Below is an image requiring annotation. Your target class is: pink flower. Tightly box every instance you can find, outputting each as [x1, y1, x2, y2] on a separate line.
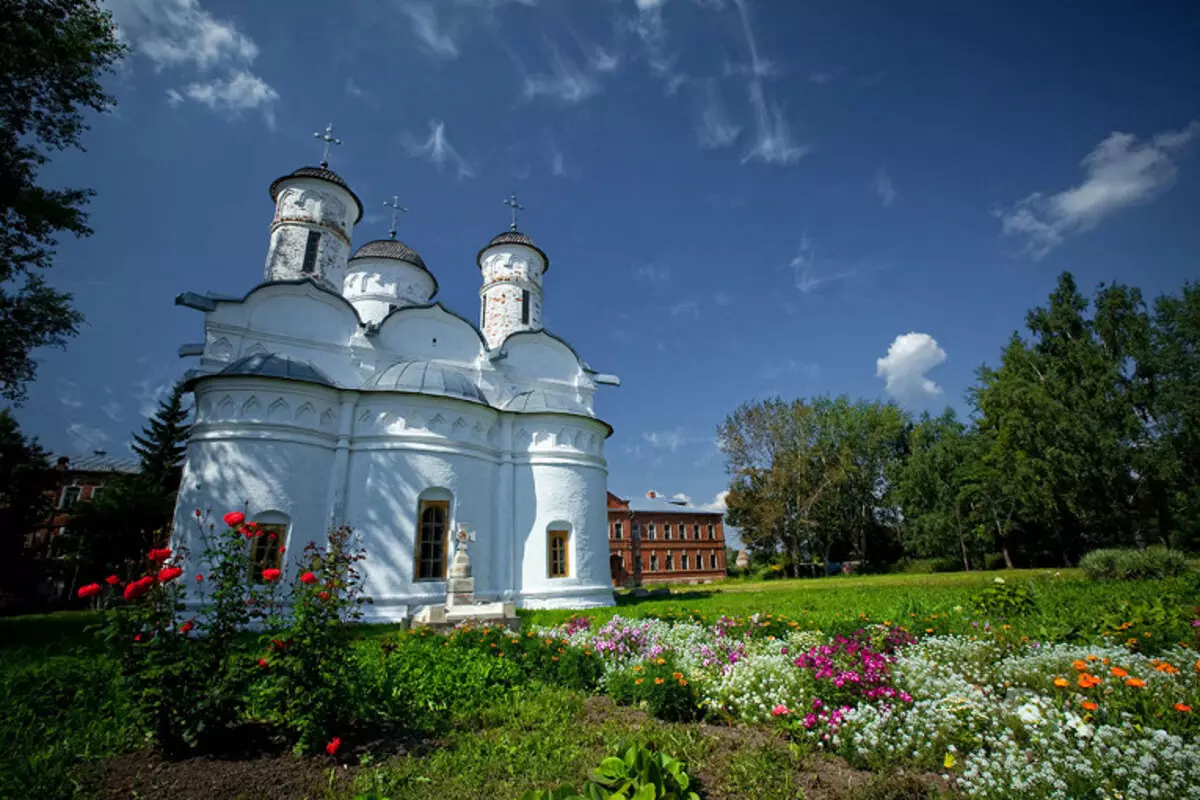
[771, 704, 790, 716]
[224, 511, 245, 527]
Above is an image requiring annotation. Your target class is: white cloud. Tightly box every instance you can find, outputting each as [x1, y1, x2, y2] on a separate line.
[875, 166, 898, 207]
[584, 44, 620, 73]
[634, 263, 670, 284]
[762, 359, 819, 381]
[790, 235, 868, 294]
[104, 0, 277, 122]
[135, 377, 175, 419]
[875, 332, 947, 405]
[399, 1, 459, 59]
[101, 400, 124, 423]
[546, 135, 567, 177]
[696, 80, 740, 149]
[731, 0, 811, 166]
[66, 423, 112, 455]
[671, 492, 692, 503]
[669, 300, 700, 319]
[642, 429, 691, 453]
[697, 489, 729, 513]
[636, 0, 669, 8]
[522, 46, 600, 104]
[184, 71, 279, 124]
[713, 292, 731, 306]
[403, 120, 476, 179]
[997, 121, 1200, 259]
[629, 0, 687, 94]
[57, 379, 83, 410]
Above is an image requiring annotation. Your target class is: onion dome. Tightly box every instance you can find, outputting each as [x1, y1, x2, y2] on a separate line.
[349, 239, 428, 271]
[362, 360, 488, 405]
[268, 165, 363, 223]
[476, 230, 550, 271]
[217, 353, 336, 388]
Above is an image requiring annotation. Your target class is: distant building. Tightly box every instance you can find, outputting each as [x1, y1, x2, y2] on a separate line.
[607, 491, 726, 586]
[27, 451, 140, 555]
[735, 550, 750, 569]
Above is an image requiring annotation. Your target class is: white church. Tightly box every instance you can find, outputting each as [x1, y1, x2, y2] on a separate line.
[171, 131, 619, 620]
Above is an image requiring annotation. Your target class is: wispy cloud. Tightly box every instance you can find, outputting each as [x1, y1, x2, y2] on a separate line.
[629, 0, 687, 94]
[875, 166, 898, 207]
[762, 359, 819, 381]
[731, 0, 811, 166]
[808, 68, 843, 85]
[696, 79, 741, 149]
[583, 42, 620, 73]
[403, 120, 476, 179]
[996, 121, 1200, 259]
[876, 332, 947, 406]
[66, 422, 112, 455]
[521, 44, 600, 104]
[398, 1, 459, 59]
[57, 379, 83, 410]
[104, 0, 278, 123]
[546, 134, 567, 177]
[101, 400, 124, 423]
[642, 428, 711, 453]
[668, 300, 700, 319]
[713, 292, 731, 306]
[789, 236, 884, 295]
[344, 77, 379, 109]
[634, 264, 671, 284]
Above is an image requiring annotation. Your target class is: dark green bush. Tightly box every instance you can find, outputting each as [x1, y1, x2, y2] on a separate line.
[1079, 547, 1191, 580]
[969, 579, 1035, 618]
[603, 657, 700, 723]
[984, 553, 1009, 571]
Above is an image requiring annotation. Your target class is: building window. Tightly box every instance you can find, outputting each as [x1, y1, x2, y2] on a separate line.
[548, 529, 570, 578]
[481, 296, 488, 325]
[664, 522, 673, 540]
[692, 524, 700, 539]
[249, 522, 288, 583]
[647, 523, 656, 541]
[665, 553, 674, 571]
[415, 499, 449, 580]
[707, 523, 715, 539]
[301, 230, 321, 274]
[710, 552, 719, 570]
[636, 555, 643, 572]
[632, 523, 641, 540]
[60, 485, 81, 510]
[679, 523, 687, 540]
[613, 521, 623, 540]
[89, 486, 104, 501]
[696, 550, 703, 569]
[649, 554, 659, 572]
[521, 289, 530, 324]
[681, 553, 689, 570]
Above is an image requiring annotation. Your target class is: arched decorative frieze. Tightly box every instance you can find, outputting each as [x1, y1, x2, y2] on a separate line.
[428, 413, 447, 434]
[407, 411, 424, 431]
[452, 417, 468, 438]
[241, 396, 261, 418]
[211, 337, 233, 361]
[486, 423, 499, 446]
[267, 397, 290, 421]
[515, 428, 531, 449]
[472, 420, 485, 442]
[217, 395, 236, 418]
[244, 342, 268, 357]
[356, 408, 374, 432]
[319, 408, 336, 431]
[296, 402, 316, 424]
[573, 431, 585, 450]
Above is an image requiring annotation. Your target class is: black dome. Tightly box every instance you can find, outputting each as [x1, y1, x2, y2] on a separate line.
[476, 230, 550, 272]
[268, 165, 364, 223]
[349, 239, 428, 271]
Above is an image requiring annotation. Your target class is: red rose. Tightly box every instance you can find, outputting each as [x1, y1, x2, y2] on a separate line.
[258, 658, 269, 669]
[123, 576, 155, 600]
[325, 737, 341, 756]
[279, 547, 286, 554]
[195, 574, 204, 582]
[180, 620, 195, 634]
[194, 509, 201, 517]
[77, 583, 102, 599]
[134, 633, 143, 642]
[300, 571, 317, 584]
[104, 574, 120, 585]
[148, 547, 172, 563]
[262, 568, 282, 582]
[317, 591, 330, 601]
[158, 566, 184, 582]
[224, 511, 246, 527]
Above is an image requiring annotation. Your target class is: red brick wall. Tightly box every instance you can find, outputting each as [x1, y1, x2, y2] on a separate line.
[606, 492, 726, 586]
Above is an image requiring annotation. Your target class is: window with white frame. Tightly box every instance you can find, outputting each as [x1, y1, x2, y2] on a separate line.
[665, 553, 674, 571]
[707, 523, 715, 539]
[649, 553, 658, 571]
[647, 522, 656, 540]
[60, 485, 81, 510]
[692, 523, 700, 539]
[613, 521, 623, 540]
[663, 522, 672, 540]
[681, 553, 689, 570]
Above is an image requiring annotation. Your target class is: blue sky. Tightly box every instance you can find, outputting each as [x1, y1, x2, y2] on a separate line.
[15, 0, 1200, 522]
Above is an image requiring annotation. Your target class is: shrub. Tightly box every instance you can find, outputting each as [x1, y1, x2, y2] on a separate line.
[969, 578, 1035, 619]
[605, 657, 701, 722]
[1079, 547, 1191, 580]
[518, 741, 701, 800]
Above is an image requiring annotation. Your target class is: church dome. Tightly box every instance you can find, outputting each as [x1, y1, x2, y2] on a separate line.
[349, 239, 428, 271]
[268, 165, 364, 222]
[476, 230, 550, 271]
[362, 360, 489, 405]
[502, 389, 572, 412]
[217, 353, 337, 387]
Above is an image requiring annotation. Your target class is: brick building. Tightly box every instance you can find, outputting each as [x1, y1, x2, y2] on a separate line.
[607, 491, 726, 586]
[27, 451, 141, 555]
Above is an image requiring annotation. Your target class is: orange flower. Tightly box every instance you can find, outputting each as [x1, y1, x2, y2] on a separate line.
[635, 678, 643, 685]
[655, 677, 664, 685]
[1110, 667, 1129, 678]
[1086, 654, 1098, 662]
[1082, 701, 1099, 711]
[1077, 674, 1101, 689]
[1174, 703, 1192, 713]
[1054, 677, 1069, 688]
[1125, 678, 1146, 688]
[926, 629, 934, 634]
[1072, 659, 1088, 671]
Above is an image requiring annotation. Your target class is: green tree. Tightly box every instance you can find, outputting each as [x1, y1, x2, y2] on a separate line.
[0, 409, 55, 598]
[0, 0, 125, 403]
[131, 381, 191, 491]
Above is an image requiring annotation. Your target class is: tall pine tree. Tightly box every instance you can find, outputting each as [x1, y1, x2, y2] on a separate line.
[131, 381, 190, 490]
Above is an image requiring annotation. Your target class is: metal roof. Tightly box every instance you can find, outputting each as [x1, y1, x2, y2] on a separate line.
[217, 353, 337, 388]
[623, 495, 723, 516]
[349, 238, 429, 271]
[362, 360, 489, 405]
[52, 454, 141, 474]
[268, 165, 364, 223]
[502, 389, 574, 412]
[476, 229, 550, 272]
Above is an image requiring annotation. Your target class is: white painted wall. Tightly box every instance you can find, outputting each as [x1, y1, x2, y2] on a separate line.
[343, 257, 437, 325]
[479, 244, 546, 348]
[265, 177, 359, 291]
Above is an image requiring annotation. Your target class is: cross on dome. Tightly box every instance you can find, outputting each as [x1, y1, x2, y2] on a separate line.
[502, 191, 524, 231]
[383, 195, 408, 239]
[313, 122, 343, 168]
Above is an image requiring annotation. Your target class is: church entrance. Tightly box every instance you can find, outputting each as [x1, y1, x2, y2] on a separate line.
[609, 554, 625, 587]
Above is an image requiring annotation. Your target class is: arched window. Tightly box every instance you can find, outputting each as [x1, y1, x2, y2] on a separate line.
[548, 526, 570, 578]
[415, 495, 450, 580]
[251, 511, 289, 583]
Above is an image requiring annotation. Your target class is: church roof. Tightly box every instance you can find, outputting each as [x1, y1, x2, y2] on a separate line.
[217, 353, 337, 388]
[502, 389, 573, 412]
[477, 230, 550, 272]
[362, 360, 489, 405]
[268, 165, 364, 223]
[349, 239, 429, 271]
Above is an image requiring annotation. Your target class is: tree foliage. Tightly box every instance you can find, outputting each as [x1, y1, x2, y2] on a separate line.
[0, 0, 125, 402]
[131, 381, 191, 490]
[720, 273, 1200, 570]
[0, 410, 54, 597]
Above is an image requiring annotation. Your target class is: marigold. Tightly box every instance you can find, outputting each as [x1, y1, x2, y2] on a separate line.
[1077, 674, 1101, 688]
[1072, 659, 1088, 671]
[654, 677, 664, 685]
[1082, 701, 1098, 711]
[1110, 667, 1129, 678]
[1174, 704, 1192, 713]
[635, 678, 643, 685]
[1125, 678, 1146, 688]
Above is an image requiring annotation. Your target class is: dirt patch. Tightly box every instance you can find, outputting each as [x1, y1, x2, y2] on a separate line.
[80, 723, 433, 800]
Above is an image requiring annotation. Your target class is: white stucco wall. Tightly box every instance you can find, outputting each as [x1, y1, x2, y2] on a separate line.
[265, 177, 359, 291]
[343, 257, 437, 325]
[479, 244, 546, 348]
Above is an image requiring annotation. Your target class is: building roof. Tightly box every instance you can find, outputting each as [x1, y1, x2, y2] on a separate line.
[217, 353, 338, 388]
[502, 389, 573, 412]
[476, 229, 550, 272]
[52, 453, 140, 474]
[362, 360, 489, 405]
[349, 238, 429, 271]
[268, 165, 364, 223]
[622, 494, 724, 517]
